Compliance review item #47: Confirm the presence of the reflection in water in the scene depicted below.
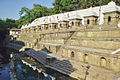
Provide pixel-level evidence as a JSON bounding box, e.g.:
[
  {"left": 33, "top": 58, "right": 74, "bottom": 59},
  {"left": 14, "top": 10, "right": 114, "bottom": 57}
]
[
  {"left": 0, "top": 62, "right": 52, "bottom": 80},
  {"left": 15, "top": 61, "right": 52, "bottom": 80},
  {"left": 0, "top": 64, "right": 10, "bottom": 80},
  {"left": 0, "top": 59, "right": 76, "bottom": 80}
]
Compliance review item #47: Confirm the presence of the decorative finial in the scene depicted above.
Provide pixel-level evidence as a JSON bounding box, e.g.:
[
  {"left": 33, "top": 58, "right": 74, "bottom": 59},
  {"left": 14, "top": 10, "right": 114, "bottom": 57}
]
[{"left": 108, "top": 1, "right": 116, "bottom": 6}]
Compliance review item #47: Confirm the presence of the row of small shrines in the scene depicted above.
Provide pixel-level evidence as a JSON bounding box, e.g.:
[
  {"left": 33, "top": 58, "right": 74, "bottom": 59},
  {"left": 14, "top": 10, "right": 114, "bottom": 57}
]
[{"left": 21, "top": 11, "right": 120, "bottom": 33}]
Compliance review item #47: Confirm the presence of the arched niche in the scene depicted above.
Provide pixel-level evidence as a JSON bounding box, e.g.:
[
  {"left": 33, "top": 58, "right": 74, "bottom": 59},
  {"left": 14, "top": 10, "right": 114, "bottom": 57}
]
[
  {"left": 87, "top": 19, "right": 90, "bottom": 24},
  {"left": 108, "top": 16, "right": 111, "bottom": 23},
  {"left": 71, "top": 51, "right": 75, "bottom": 59},
  {"left": 78, "top": 22, "right": 81, "bottom": 26},
  {"left": 100, "top": 57, "right": 107, "bottom": 67},
  {"left": 71, "top": 22, "right": 74, "bottom": 26},
  {"left": 94, "top": 18, "right": 98, "bottom": 25},
  {"left": 54, "top": 25, "right": 57, "bottom": 29},
  {"left": 84, "top": 54, "right": 88, "bottom": 63}
]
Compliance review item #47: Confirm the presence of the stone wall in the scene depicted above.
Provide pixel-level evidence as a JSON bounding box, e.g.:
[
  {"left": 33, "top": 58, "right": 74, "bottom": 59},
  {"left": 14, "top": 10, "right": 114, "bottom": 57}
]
[
  {"left": 14, "top": 12, "right": 120, "bottom": 80},
  {"left": 104, "top": 12, "right": 120, "bottom": 25},
  {"left": 17, "top": 26, "right": 120, "bottom": 70}
]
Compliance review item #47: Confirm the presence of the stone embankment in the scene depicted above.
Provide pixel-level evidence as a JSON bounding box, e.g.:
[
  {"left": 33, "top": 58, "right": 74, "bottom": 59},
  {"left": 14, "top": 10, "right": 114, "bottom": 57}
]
[{"left": 6, "top": 24, "right": 120, "bottom": 80}]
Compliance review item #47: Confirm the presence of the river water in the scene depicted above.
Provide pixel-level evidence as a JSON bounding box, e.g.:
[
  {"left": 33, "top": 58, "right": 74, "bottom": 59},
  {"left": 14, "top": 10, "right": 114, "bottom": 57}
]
[
  {"left": 0, "top": 62, "right": 53, "bottom": 80},
  {"left": 0, "top": 49, "right": 76, "bottom": 80},
  {"left": 0, "top": 64, "right": 10, "bottom": 80},
  {"left": 0, "top": 61, "right": 76, "bottom": 80},
  {"left": 15, "top": 61, "right": 53, "bottom": 80}
]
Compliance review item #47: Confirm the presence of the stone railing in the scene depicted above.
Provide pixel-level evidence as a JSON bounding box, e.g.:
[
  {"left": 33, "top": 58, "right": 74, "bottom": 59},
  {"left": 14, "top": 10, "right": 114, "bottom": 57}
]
[{"left": 20, "top": 24, "right": 119, "bottom": 35}]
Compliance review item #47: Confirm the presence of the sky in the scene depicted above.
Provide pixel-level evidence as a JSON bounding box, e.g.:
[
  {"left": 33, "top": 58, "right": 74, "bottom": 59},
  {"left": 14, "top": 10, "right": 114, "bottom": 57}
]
[{"left": 0, "top": 0, "right": 54, "bottom": 19}]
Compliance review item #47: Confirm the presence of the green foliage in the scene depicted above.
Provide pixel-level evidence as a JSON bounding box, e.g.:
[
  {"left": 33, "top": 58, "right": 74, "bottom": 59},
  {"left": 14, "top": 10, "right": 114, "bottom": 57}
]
[
  {"left": 19, "top": 7, "right": 30, "bottom": 17},
  {"left": 18, "top": 4, "right": 55, "bottom": 26},
  {"left": 0, "top": 18, "right": 18, "bottom": 29},
  {"left": 1, "top": 0, "right": 120, "bottom": 29},
  {"left": 14, "top": 0, "right": 120, "bottom": 28},
  {"left": 53, "top": 0, "right": 75, "bottom": 13},
  {"left": 53, "top": 0, "right": 120, "bottom": 10},
  {"left": 79, "top": 0, "right": 120, "bottom": 8}
]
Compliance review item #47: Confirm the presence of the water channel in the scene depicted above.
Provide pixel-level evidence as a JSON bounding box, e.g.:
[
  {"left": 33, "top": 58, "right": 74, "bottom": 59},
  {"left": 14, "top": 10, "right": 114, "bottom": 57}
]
[
  {"left": 0, "top": 64, "right": 10, "bottom": 80},
  {"left": 0, "top": 57, "right": 76, "bottom": 80},
  {"left": 0, "top": 62, "right": 52, "bottom": 80}
]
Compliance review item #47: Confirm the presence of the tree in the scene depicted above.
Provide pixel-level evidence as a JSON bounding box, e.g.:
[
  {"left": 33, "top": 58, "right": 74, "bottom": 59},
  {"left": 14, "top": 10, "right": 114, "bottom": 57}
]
[
  {"left": 53, "top": 0, "right": 75, "bottom": 13},
  {"left": 17, "top": 0, "right": 120, "bottom": 28},
  {"left": 72, "top": 0, "right": 81, "bottom": 9},
  {"left": 18, "top": 4, "right": 53, "bottom": 26},
  {"left": 0, "top": 19, "right": 18, "bottom": 29},
  {"left": 31, "top": 4, "right": 50, "bottom": 19},
  {"left": 19, "top": 7, "right": 30, "bottom": 17}
]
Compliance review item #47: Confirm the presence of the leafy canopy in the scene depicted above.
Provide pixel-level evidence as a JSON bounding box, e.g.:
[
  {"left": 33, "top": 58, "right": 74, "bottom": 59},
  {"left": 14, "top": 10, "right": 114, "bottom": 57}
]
[{"left": 1, "top": 0, "right": 120, "bottom": 29}]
